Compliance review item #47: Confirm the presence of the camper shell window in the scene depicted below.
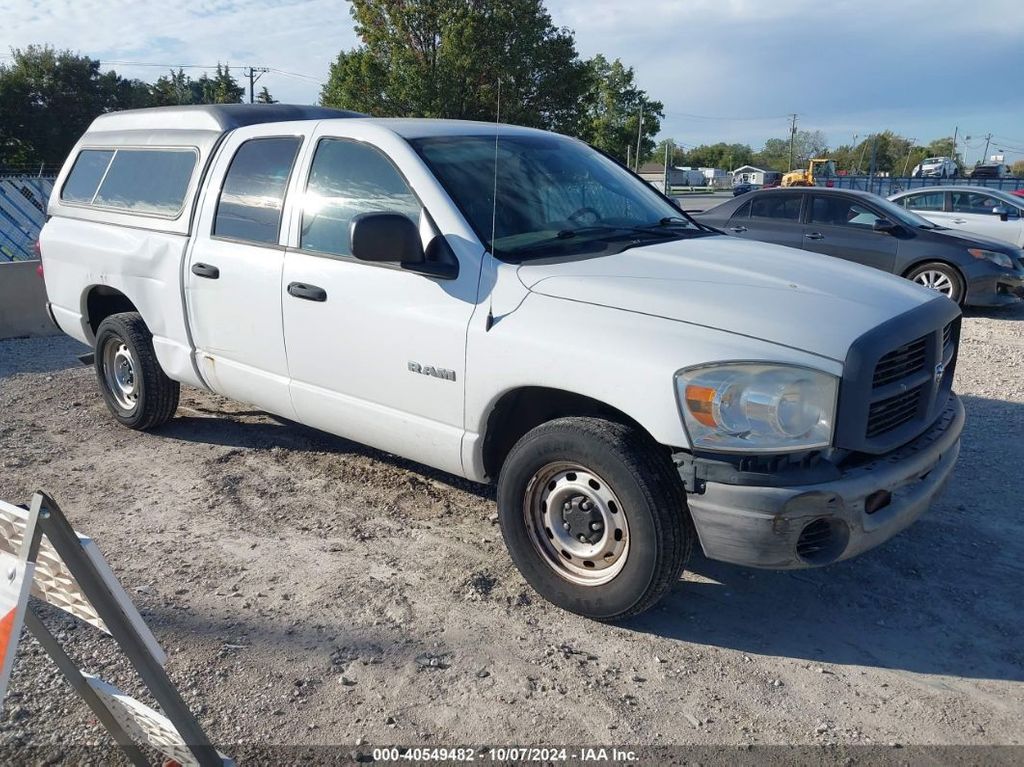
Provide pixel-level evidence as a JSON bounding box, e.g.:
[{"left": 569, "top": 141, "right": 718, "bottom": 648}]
[{"left": 61, "top": 147, "right": 198, "bottom": 217}]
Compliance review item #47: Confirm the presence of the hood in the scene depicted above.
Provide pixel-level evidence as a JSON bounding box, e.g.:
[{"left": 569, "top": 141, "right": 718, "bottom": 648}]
[
  {"left": 516, "top": 235, "right": 941, "bottom": 362},
  {"left": 916, "top": 224, "right": 1022, "bottom": 253}
]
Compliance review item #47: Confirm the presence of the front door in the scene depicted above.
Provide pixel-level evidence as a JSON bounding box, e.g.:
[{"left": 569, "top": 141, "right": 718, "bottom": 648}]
[
  {"left": 280, "top": 128, "right": 479, "bottom": 476},
  {"left": 185, "top": 128, "right": 305, "bottom": 416},
  {"left": 948, "top": 190, "right": 1024, "bottom": 247},
  {"left": 728, "top": 193, "right": 805, "bottom": 247},
  {"left": 801, "top": 194, "right": 898, "bottom": 272}
]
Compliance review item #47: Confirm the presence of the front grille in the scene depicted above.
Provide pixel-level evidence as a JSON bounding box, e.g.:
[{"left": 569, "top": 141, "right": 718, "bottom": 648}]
[
  {"left": 866, "top": 386, "right": 923, "bottom": 438},
  {"left": 834, "top": 302, "right": 961, "bottom": 455},
  {"left": 873, "top": 336, "right": 927, "bottom": 388}
]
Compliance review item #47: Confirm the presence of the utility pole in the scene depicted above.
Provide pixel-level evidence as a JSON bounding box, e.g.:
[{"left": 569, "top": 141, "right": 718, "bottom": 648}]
[
  {"left": 788, "top": 113, "right": 798, "bottom": 171},
  {"left": 951, "top": 125, "right": 958, "bottom": 165},
  {"left": 663, "top": 140, "right": 672, "bottom": 195},
  {"left": 635, "top": 103, "right": 645, "bottom": 172},
  {"left": 981, "top": 132, "right": 993, "bottom": 164},
  {"left": 626, "top": 145, "right": 631, "bottom": 171},
  {"left": 901, "top": 138, "right": 917, "bottom": 177},
  {"left": 243, "top": 66, "right": 270, "bottom": 104}
]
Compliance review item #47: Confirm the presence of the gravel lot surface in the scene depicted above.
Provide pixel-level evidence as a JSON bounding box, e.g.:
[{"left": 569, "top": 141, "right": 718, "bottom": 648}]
[{"left": 1, "top": 303, "right": 1022, "bottom": 764}]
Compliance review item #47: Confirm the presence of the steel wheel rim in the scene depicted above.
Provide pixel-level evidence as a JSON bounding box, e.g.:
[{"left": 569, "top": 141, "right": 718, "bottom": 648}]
[
  {"left": 523, "top": 462, "right": 630, "bottom": 586},
  {"left": 102, "top": 337, "right": 139, "bottom": 411},
  {"left": 914, "top": 269, "right": 954, "bottom": 297}
]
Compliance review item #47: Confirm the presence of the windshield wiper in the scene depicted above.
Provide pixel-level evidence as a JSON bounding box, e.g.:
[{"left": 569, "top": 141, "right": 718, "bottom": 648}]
[{"left": 508, "top": 224, "right": 683, "bottom": 256}]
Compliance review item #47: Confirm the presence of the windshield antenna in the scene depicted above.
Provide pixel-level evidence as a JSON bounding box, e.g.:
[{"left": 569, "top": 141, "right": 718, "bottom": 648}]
[{"left": 485, "top": 78, "right": 501, "bottom": 332}]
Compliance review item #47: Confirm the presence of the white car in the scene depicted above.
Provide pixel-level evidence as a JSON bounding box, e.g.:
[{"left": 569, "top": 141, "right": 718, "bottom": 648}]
[
  {"left": 912, "top": 157, "right": 958, "bottom": 178},
  {"left": 889, "top": 186, "right": 1024, "bottom": 248},
  {"left": 40, "top": 105, "right": 964, "bottom": 620}
]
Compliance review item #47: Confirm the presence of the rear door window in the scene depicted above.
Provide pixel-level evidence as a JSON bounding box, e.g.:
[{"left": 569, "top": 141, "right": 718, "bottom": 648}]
[
  {"left": 214, "top": 137, "right": 302, "bottom": 245},
  {"left": 809, "top": 196, "right": 879, "bottom": 228},
  {"left": 902, "top": 191, "right": 945, "bottom": 212},
  {"left": 951, "top": 192, "right": 1002, "bottom": 215},
  {"left": 750, "top": 195, "right": 802, "bottom": 221}
]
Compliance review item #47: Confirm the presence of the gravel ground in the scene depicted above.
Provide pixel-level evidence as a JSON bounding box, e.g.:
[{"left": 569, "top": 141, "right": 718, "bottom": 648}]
[{"left": 1, "top": 304, "right": 1022, "bottom": 765}]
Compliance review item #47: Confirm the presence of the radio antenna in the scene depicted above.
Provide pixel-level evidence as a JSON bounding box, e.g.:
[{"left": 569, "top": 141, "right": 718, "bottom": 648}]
[{"left": 485, "top": 78, "right": 501, "bottom": 332}]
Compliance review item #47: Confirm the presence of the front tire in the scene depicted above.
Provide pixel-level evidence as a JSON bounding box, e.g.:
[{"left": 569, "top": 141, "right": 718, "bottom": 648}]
[
  {"left": 906, "top": 261, "right": 965, "bottom": 305},
  {"left": 497, "top": 417, "right": 694, "bottom": 621},
  {"left": 95, "top": 312, "right": 179, "bottom": 430}
]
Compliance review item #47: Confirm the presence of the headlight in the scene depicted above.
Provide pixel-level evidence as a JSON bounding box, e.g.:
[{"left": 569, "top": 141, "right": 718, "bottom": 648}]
[
  {"left": 968, "top": 248, "right": 1014, "bottom": 269},
  {"left": 675, "top": 363, "right": 838, "bottom": 453}
]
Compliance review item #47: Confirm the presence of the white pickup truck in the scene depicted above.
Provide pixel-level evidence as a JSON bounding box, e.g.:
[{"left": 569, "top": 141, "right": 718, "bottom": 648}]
[{"left": 40, "top": 105, "right": 964, "bottom": 620}]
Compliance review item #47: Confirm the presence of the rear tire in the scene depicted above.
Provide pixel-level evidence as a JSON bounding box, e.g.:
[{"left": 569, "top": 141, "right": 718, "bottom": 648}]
[
  {"left": 905, "top": 261, "right": 965, "bottom": 305},
  {"left": 94, "top": 312, "right": 179, "bottom": 430},
  {"left": 497, "top": 417, "right": 694, "bottom": 621}
]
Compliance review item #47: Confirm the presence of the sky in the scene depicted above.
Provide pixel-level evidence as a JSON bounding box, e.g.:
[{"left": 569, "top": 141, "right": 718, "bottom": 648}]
[{"left": 3, "top": 0, "right": 1023, "bottom": 161}]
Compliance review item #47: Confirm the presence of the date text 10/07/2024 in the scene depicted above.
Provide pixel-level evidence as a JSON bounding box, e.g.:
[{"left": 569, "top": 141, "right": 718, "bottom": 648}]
[{"left": 372, "top": 747, "right": 639, "bottom": 762}]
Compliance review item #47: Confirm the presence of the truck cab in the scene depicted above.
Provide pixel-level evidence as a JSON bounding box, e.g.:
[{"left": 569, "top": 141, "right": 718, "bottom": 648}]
[{"left": 41, "top": 105, "right": 965, "bottom": 620}]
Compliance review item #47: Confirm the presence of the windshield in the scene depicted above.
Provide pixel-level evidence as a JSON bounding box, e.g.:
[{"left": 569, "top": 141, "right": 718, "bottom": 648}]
[{"left": 410, "top": 132, "right": 707, "bottom": 260}]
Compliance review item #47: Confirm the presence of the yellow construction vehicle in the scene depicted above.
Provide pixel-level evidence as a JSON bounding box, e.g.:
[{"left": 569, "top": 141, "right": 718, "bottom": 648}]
[{"left": 781, "top": 158, "right": 837, "bottom": 187}]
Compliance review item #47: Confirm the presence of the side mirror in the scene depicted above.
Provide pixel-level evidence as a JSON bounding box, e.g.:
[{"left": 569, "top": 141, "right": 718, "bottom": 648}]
[
  {"left": 873, "top": 218, "right": 899, "bottom": 233},
  {"left": 992, "top": 205, "right": 1011, "bottom": 221},
  {"left": 349, "top": 212, "right": 457, "bottom": 280}
]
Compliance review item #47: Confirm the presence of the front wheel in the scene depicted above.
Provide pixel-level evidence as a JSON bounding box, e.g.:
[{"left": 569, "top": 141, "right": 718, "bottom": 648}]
[
  {"left": 95, "top": 312, "right": 179, "bottom": 430},
  {"left": 497, "top": 417, "right": 694, "bottom": 621},
  {"left": 906, "top": 261, "right": 964, "bottom": 305}
]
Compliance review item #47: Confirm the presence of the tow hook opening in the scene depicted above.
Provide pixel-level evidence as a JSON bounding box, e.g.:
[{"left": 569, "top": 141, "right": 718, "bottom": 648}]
[
  {"left": 865, "top": 489, "right": 893, "bottom": 515},
  {"left": 796, "top": 518, "right": 850, "bottom": 565}
]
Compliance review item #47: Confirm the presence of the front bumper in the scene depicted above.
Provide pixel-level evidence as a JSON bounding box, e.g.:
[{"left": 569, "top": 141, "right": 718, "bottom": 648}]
[
  {"left": 964, "top": 268, "right": 1024, "bottom": 307},
  {"left": 683, "top": 394, "right": 965, "bottom": 569}
]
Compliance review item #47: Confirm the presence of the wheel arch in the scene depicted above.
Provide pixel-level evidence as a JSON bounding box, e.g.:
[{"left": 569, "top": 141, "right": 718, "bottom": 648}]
[
  {"left": 480, "top": 386, "right": 663, "bottom": 481},
  {"left": 82, "top": 285, "right": 140, "bottom": 342}
]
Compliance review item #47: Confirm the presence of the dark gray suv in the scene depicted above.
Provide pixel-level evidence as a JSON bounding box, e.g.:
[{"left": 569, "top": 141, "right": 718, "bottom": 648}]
[{"left": 697, "top": 188, "right": 1024, "bottom": 306}]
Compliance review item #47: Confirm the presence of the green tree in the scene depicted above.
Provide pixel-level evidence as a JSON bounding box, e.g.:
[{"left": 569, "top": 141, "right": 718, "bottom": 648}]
[
  {"left": 1011, "top": 159, "right": 1024, "bottom": 177},
  {"left": 753, "top": 130, "right": 828, "bottom": 171},
  {"left": 322, "top": 0, "right": 589, "bottom": 135},
  {"left": 152, "top": 68, "right": 195, "bottom": 105},
  {"left": 679, "top": 142, "right": 753, "bottom": 171},
  {"left": 256, "top": 85, "right": 277, "bottom": 104},
  {"left": 579, "top": 54, "right": 662, "bottom": 164},
  {"left": 0, "top": 45, "right": 153, "bottom": 169}
]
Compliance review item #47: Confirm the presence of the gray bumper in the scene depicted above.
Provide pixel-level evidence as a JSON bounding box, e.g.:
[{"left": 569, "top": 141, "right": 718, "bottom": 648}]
[{"left": 685, "top": 395, "right": 965, "bottom": 569}]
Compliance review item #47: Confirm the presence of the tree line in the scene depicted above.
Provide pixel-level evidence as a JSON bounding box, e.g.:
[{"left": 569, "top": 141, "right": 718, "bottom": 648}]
[
  {"left": 2, "top": 0, "right": 1019, "bottom": 178},
  {"left": 652, "top": 130, "right": 1024, "bottom": 176},
  {"left": 0, "top": 47, "right": 275, "bottom": 171}
]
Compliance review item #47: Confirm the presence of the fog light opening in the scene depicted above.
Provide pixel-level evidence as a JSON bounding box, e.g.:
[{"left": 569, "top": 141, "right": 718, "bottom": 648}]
[{"left": 796, "top": 518, "right": 849, "bottom": 565}]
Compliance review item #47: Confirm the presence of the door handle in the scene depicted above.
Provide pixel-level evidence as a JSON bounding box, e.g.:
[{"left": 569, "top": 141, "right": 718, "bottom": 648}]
[
  {"left": 729, "top": 226, "right": 748, "bottom": 233},
  {"left": 191, "top": 262, "right": 220, "bottom": 279},
  {"left": 804, "top": 232, "right": 825, "bottom": 240},
  {"left": 287, "top": 282, "right": 327, "bottom": 302},
  {"left": 952, "top": 218, "right": 968, "bottom": 224}
]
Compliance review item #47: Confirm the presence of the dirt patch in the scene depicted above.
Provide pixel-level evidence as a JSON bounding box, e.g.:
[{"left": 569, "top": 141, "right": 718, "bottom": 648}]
[{"left": 1, "top": 306, "right": 1022, "bottom": 761}]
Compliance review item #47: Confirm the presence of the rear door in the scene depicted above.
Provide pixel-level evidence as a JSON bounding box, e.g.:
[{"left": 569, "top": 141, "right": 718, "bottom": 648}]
[
  {"left": 185, "top": 125, "right": 306, "bottom": 416},
  {"left": 726, "top": 193, "right": 805, "bottom": 247},
  {"left": 800, "top": 194, "right": 897, "bottom": 272},
  {"left": 948, "top": 190, "right": 1024, "bottom": 247},
  {"left": 896, "top": 189, "right": 951, "bottom": 227}
]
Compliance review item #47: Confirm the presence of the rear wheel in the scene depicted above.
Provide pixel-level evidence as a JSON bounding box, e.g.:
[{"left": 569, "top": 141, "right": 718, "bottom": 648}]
[
  {"left": 497, "top": 417, "right": 694, "bottom": 621},
  {"left": 95, "top": 312, "right": 179, "bottom": 430},
  {"left": 906, "top": 261, "right": 964, "bottom": 305}
]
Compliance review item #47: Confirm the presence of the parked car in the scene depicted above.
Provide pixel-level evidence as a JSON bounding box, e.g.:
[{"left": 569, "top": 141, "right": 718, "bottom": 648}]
[
  {"left": 732, "top": 181, "right": 759, "bottom": 196},
  {"left": 912, "top": 157, "right": 958, "bottom": 178},
  {"left": 889, "top": 186, "right": 1024, "bottom": 248},
  {"left": 970, "top": 163, "right": 1010, "bottom": 179},
  {"left": 1012, "top": 189, "right": 1024, "bottom": 199},
  {"left": 697, "top": 187, "right": 1024, "bottom": 306},
  {"left": 42, "top": 104, "right": 966, "bottom": 620}
]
